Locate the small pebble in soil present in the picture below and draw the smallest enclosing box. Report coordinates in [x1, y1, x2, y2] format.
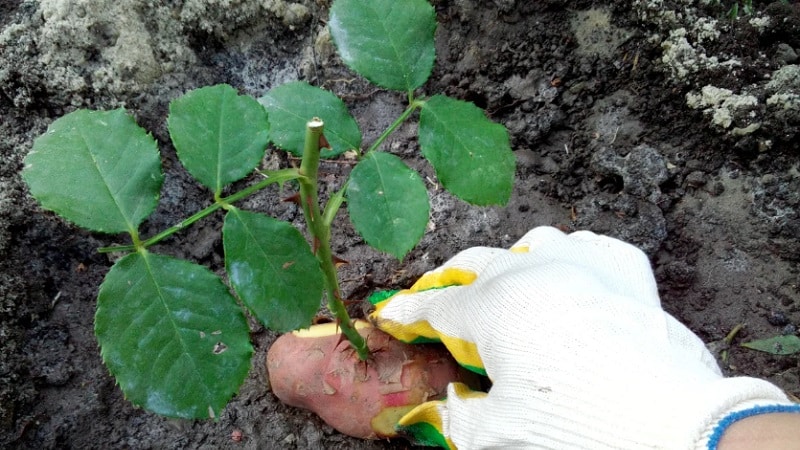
[767, 310, 790, 327]
[782, 324, 797, 336]
[685, 171, 706, 188]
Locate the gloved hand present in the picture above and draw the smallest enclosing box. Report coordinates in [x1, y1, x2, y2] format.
[370, 227, 799, 449]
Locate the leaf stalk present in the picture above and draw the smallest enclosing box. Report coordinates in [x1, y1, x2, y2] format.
[364, 100, 422, 155]
[99, 168, 303, 253]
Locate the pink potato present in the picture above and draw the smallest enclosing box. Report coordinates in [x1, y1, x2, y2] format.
[267, 319, 480, 439]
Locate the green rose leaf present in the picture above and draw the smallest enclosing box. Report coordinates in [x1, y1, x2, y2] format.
[259, 81, 361, 157]
[329, 0, 436, 92]
[419, 95, 516, 206]
[22, 109, 162, 234]
[95, 251, 252, 419]
[742, 335, 800, 356]
[223, 209, 324, 332]
[168, 84, 269, 193]
[347, 152, 429, 259]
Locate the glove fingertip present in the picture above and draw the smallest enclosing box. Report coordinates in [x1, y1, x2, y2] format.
[371, 314, 442, 344]
[397, 422, 455, 449]
[438, 336, 487, 377]
[396, 401, 455, 449]
[410, 267, 477, 292]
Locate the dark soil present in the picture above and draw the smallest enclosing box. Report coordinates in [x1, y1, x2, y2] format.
[2, 0, 799, 448]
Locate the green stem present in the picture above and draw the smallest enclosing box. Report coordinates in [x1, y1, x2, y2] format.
[364, 100, 423, 155]
[98, 168, 302, 253]
[223, 168, 302, 204]
[322, 181, 348, 228]
[299, 118, 369, 360]
[724, 323, 745, 345]
[315, 97, 424, 227]
[129, 228, 143, 250]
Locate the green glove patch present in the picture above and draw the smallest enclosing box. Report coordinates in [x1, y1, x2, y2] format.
[368, 289, 400, 305]
[398, 422, 452, 448]
[369, 285, 456, 306]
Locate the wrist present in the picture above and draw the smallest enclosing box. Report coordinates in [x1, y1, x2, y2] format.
[714, 409, 800, 450]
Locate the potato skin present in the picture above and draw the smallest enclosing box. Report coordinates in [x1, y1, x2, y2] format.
[267, 320, 479, 439]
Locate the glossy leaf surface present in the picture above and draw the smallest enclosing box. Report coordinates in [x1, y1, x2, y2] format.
[223, 209, 324, 332]
[347, 152, 429, 259]
[259, 81, 361, 157]
[95, 251, 252, 419]
[168, 84, 269, 193]
[419, 95, 516, 206]
[23, 109, 162, 233]
[329, 0, 436, 91]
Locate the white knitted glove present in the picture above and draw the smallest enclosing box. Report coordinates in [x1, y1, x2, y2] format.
[370, 226, 798, 449]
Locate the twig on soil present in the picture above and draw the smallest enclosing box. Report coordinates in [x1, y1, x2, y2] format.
[721, 323, 745, 364]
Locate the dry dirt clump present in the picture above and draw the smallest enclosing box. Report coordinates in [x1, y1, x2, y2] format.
[0, 0, 313, 109]
[2, 0, 800, 448]
[180, 0, 310, 36]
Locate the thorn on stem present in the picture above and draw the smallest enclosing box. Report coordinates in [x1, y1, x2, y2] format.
[334, 318, 344, 341]
[281, 192, 301, 204]
[319, 133, 331, 149]
[332, 254, 349, 267]
[305, 195, 315, 221]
